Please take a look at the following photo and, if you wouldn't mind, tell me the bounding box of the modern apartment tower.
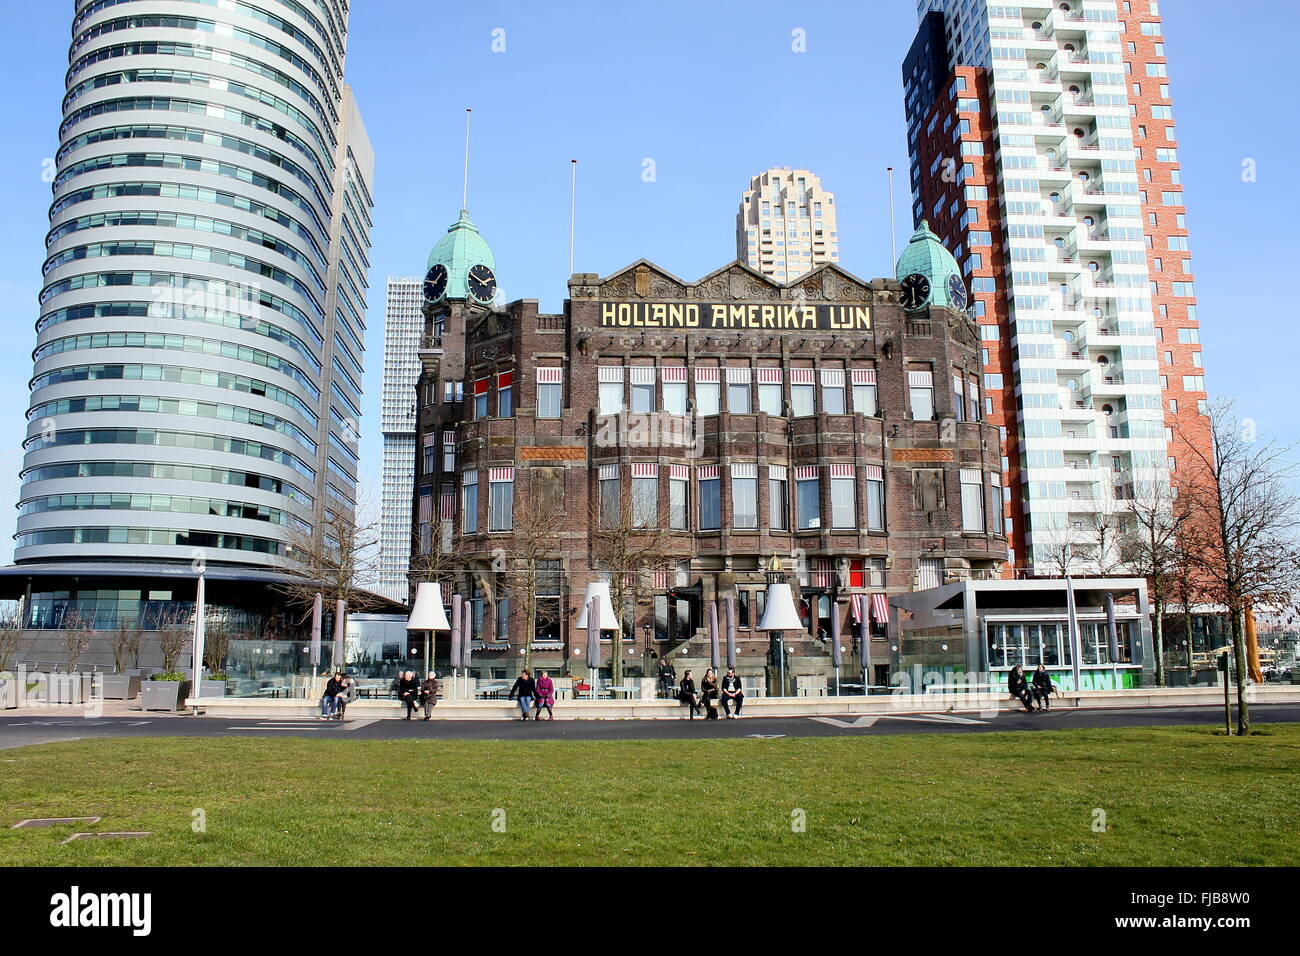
[736,168,840,282]
[4,0,374,637]
[902,0,1208,573]
[376,277,423,604]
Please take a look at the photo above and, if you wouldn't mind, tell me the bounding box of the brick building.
[409,213,1006,686]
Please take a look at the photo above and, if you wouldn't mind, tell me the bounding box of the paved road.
[0,703,1294,748]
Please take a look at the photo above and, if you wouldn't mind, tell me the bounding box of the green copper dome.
[427,209,496,301]
[895,219,967,311]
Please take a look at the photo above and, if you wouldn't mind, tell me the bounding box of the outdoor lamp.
[407,582,451,675]
[758,556,802,698]
[574,581,620,630]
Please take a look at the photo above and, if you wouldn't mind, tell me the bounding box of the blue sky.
[0,0,1295,562]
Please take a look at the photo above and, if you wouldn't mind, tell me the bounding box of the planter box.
[100,674,142,700]
[1166,670,1191,688]
[141,680,190,712]
[48,673,89,705]
[0,676,17,709]
[193,679,228,699]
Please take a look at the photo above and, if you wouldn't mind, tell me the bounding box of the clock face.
[467,263,497,304]
[948,273,968,310]
[423,263,448,303]
[899,272,931,311]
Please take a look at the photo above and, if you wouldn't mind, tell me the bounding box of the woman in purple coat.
[533,670,557,720]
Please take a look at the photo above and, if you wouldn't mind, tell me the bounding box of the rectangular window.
[598,465,620,528]
[536,367,563,418]
[461,471,478,534]
[851,368,878,416]
[474,377,489,419]
[791,369,815,416]
[726,367,752,413]
[953,374,965,422]
[960,468,984,532]
[669,465,689,530]
[732,463,758,529]
[865,465,884,531]
[969,375,981,422]
[629,367,655,413]
[598,366,624,415]
[631,463,658,527]
[489,468,514,531]
[821,368,846,414]
[441,432,455,473]
[768,464,788,530]
[698,466,721,530]
[662,367,687,415]
[796,466,820,529]
[909,369,934,421]
[757,368,783,416]
[830,465,856,529]
[497,371,513,418]
[695,367,720,416]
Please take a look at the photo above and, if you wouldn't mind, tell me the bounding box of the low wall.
[186,684,1300,720]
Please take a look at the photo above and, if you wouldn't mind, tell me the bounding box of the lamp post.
[576,580,619,692]
[407,583,452,689]
[758,556,803,698]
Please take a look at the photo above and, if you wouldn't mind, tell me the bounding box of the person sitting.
[334,672,355,720]
[319,672,342,719]
[1031,664,1056,711]
[398,670,420,719]
[657,657,677,700]
[509,669,536,721]
[720,667,744,718]
[533,670,556,720]
[678,670,700,719]
[1007,664,1035,713]
[420,671,438,720]
[700,668,720,720]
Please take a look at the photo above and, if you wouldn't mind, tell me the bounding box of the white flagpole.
[569,159,578,276]
[887,166,898,265]
[191,573,206,696]
[462,108,472,210]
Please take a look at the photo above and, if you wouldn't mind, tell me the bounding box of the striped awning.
[790,368,815,385]
[829,464,854,479]
[630,462,658,478]
[863,465,883,481]
[697,465,719,480]
[768,464,787,481]
[598,464,619,480]
[417,493,432,522]
[442,431,456,445]
[439,493,453,520]
[820,368,845,387]
[730,462,757,478]
[908,370,933,387]
[694,366,720,383]
[462,469,478,485]
[598,366,624,383]
[422,433,435,447]
[794,465,818,480]
[537,367,564,384]
[756,367,782,384]
[850,593,864,624]
[851,368,877,385]
[953,374,964,395]
[725,367,752,383]
[653,570,669,589]
[661,366,687,383]
[629,367,655,385]
[812,558,833,588]
[960,468,982,483]
[668,464,690,480]
[489,467,514,482]
[871,593,890,624]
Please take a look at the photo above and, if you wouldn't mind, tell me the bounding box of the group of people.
[391,670,440,719]
[507,669,557,720]
[318,671,356,719]
[676,666,744,720]
[1007,663,1056,713]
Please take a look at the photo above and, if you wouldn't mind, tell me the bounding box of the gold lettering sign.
[891,448,955,463]
[598,301,871,331]
[520,446,586,461]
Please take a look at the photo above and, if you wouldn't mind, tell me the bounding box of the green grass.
[2,725,1297,866]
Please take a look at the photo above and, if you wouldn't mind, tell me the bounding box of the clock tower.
[895,219,968,313]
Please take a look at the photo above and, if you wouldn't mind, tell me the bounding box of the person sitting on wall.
[657,657,677,700]
[509,669,536,721]
[1007,664,1035,714]
[1031,664,1056,711]
[398,670,421,719]
[334,671,356,720]
[720,667,744,718]
[320,672,342,720]
[700,668,720,720]
[678,669,700,719]
[420,671,438,720]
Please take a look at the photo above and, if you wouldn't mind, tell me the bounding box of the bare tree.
[1117,477,1188,686]
[203,622,234,677]
[111,621,144,674]
[1035,522,1086,577]
[275,502,386,641]
[155,606,191,676]
[60,610,95,672]
[502,484,567,672]
[0,606,28,672]
[589,482,675,687]
[1180,401,1300,735]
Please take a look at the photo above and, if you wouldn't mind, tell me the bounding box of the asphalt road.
[1,703,1295,748]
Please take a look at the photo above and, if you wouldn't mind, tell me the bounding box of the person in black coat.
[678,670,700,719]
[720,667,744,718]
[508,670,537,721]
[699,668,720,720]
[319,673,342,720]
[1031,664,1055,711]
[398,670,420,719]
[657,657,677,699]
[1007,664,1035,713]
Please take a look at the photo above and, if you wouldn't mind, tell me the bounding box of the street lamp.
[407,583,451,682]
[758,556,803,698]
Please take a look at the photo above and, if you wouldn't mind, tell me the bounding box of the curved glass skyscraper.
[16,0,372,576]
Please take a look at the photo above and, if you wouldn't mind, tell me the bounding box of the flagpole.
[569,159,578,276]
[887,166,898,265]
[462,108,472,210]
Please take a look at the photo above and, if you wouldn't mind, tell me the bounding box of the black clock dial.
[467,264,497,303]
[423,263,448,302]
[948,273,968,310]
[899,272,931,310]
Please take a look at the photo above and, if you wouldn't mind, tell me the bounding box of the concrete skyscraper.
[3,0,375,637]
[902,0,1208,573]
[376,277,423,604]
[736,168,840,282]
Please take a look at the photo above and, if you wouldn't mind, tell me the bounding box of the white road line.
[809,712,988,729]
[343,719,377,731]
[810,715,882,729]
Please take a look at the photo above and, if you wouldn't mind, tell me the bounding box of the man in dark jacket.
[1007,664,1035,713]
[657,657,677,699]
[320,672,342,720]
[509,670,536,721]
[678,670,700,719]
[720,667,744,718]
[398,670,420,719]
[1031,664,1055,711]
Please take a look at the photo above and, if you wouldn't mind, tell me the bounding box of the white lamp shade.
[407,582,451,632]
[757,581,803,632]
[575,581,620,630]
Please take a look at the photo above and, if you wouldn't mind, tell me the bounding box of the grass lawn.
[2,725,1297,866]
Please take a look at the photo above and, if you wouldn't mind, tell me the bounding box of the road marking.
[810,715,881,729]
[344,719,377,731]
[810,712,988,729]
[746,733,786,738]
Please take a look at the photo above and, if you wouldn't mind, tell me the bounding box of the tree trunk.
[522,593,533,674]
[1183,601,1194,670]
[1232,604,1250,736]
